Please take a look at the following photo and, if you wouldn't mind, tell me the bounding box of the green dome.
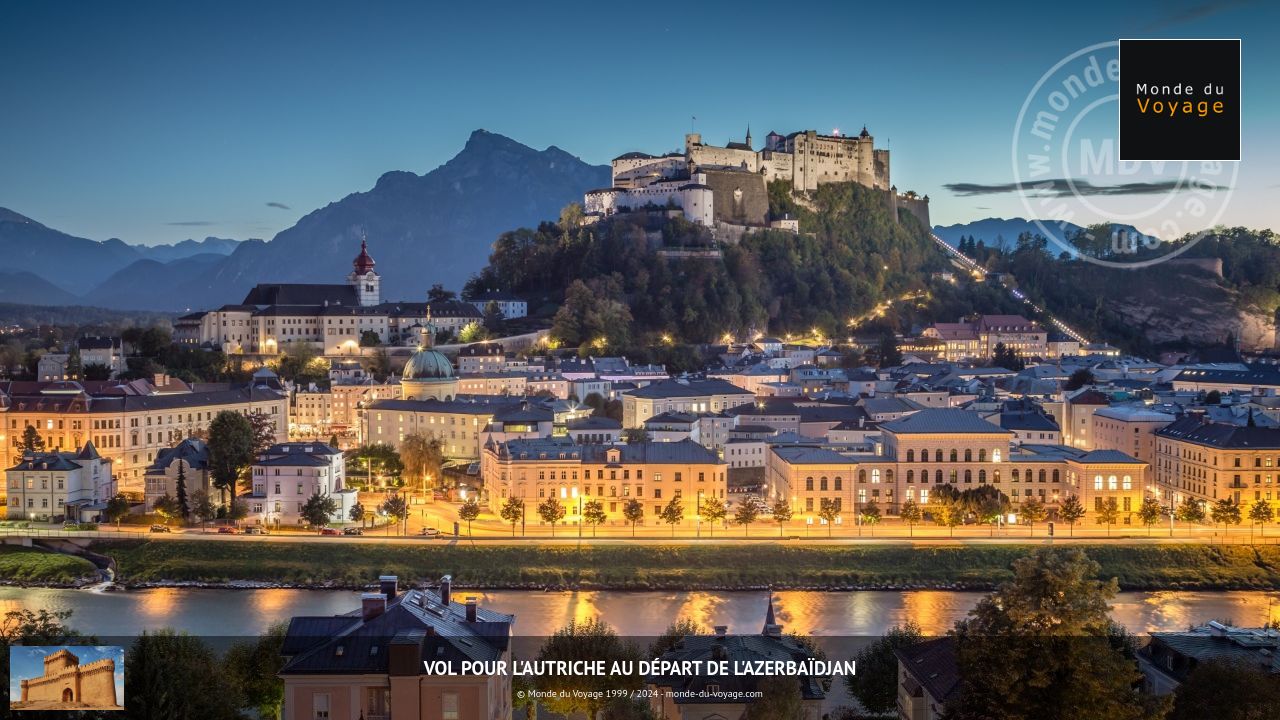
[403,347,454,380]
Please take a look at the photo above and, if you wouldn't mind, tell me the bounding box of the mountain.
[132,236,242,263]
[80,254,232,311]
[84,129,610,310]
[0,271,79,306]
[933,217,1159,252]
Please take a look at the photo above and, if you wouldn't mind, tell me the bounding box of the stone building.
[5,443,113,522]
[143,437,210,510]
[247,441,352,526]
[1153,414,1280,511]
[15,649,119,710]
[37,337,125,381]
[621,378,754,429]
[921,315,1047,362]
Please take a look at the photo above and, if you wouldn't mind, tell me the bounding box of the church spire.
[745,124,753,149]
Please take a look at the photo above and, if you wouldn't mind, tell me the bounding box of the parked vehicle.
[342,527,363,536]
[217,526,237,534]
[149,524,171,533]
[419,527,440,537]
[244,527,270,535]
[319,527,340,536]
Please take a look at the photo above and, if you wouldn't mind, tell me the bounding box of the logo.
[1011,41,1237,269]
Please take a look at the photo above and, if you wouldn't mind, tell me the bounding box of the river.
[3,586,1277,639]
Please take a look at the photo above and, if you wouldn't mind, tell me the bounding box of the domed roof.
[352,239,376,276]
[403,346,454,381]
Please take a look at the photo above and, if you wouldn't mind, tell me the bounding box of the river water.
[3,586,1277,639]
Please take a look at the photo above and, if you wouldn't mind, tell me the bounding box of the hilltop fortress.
[584,127,929,237]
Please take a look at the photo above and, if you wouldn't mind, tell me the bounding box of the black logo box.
[1119,39,1240,161]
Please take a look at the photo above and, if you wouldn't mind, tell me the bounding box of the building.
[1091,405,1176,467]
[896,637,959,720]
[143,438,209,510]
[481,437,727,523]
[621,378,753,429]
[1154,415,1280,510]
[365,397,522,461]
[0,379,287,496]
[1139,622,1280,695]
[37,337,125,381]
[248,442,351,526]
[455,343,506,375]
[291,379,402,441]
[279,575,513,720]
[922,315,1047,362]
[401,327,458,402]
[645,596,827,719]
[564,416,623,445]
[5,443,113,522]
[466,292,527,320]
[1058,389,1112,449]
[15,649,120,710]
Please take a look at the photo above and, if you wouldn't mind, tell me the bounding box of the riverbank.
[18,540,1271,591]
[0,545,98,585]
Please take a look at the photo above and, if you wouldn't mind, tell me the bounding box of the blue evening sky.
[8,645,124,704]
[1,0,1276,246]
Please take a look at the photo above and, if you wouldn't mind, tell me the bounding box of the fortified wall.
[18,650,118,707]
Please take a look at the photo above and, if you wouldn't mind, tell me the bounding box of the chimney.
[466,597,477,622]
[361,593,386,621]
[439,575,452,606]
[379,575,398,601]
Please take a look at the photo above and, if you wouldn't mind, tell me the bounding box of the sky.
[1,0,1276,246]
[8,645,125,705]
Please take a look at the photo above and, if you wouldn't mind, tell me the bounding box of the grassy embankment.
[0,545,99,584]
[73,541,1280,591]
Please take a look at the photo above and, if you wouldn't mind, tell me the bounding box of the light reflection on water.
[1,586,1278,639]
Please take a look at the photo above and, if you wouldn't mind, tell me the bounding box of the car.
[319,527,340,536]
[149,524,171,533]
[342,527,363,536]
[419,527,440,537]
[62,520,80,530]
[244,527,270,535]
[217,526,237,534]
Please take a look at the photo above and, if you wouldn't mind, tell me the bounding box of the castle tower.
[348,234,380,306]
[745,125,752,150]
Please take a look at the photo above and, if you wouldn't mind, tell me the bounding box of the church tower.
[745,125,753,150]
[348,234,380,306]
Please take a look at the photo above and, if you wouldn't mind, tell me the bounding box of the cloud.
[1142,0,1257,31]
[164,220,216,226]
[944,179,1228,197]
[266,201,290,210]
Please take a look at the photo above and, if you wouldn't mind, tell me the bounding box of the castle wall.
[20,656,117,707]
[611,156,687,188]
[701,170,769,226]
[896,193,932,229]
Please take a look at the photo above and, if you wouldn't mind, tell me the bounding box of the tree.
[1097,497,1121,536]
[400,433,445,492]
[1137,496,1165,536]
[349,444,404,487]
[534,618,642,719]
[734,497,761,537]
[1176,497,1206,534]
[1020,497,1047,537]
[300,491,339,531]
[126,630,243,720]
[380,493,409,535]
[175,461,190,520]
[368,347,392,382]
[538,497,566,536]
[700,496,726,537]
[1059,494,1086,536]
[18,425,44,453]
[1248,500,1274,539]
[500,497,525,537]
[770,497,793,537]
[65,344,83,380]
[947,548,1158,720]
[83,362,112,381]
[622,427,650,444]
[860,500,882,535]
[659,496,684,536]
[1167,659,1280,720]
[208,410,254,506]
[1204,389,1223,405]
[818,498,840,537]
[427,283,456,303]
[1211,498,1242,534]
[877,332,902,368]
[623,499,644,537]
[582,499,606,537]
[227,497,249,525]
[458,497,482,535]
[1064,368,1095,391]
[190,489,216,531]
[846,622,924,715]
[104,493,132,528]
[153,493,180,525]
[247,410,277,453]
[359,329,381,347]
[482,300,506,335]
[747,675,806,719]
[458,322,488,343]
[900,498,922,536]
[223,623,287,720]
[348,502,365,526]
[991,342,1025,371]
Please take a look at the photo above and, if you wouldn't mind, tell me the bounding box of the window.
[442,692,460,720]
[1094,475,1103,490]
[312,693,330,720]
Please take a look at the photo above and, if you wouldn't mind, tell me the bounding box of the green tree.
[83,362,112,381]
[1248,500,1274,539]
[659,496,684,536]
[348,502,365,526]
[538,497,566,536]
[247,410,277,453]
[175,461,190,520]
[860,500,882,535]
[380,493,409,535]
[582,499,606,537]
[1020,497,1047,537]
[400,433,444,492]
[534,618,642,719]
[1177,496,1206,534]
[501,497,525,537]
[1097,496,1121,536]
[748,676,807,719]
[300,491,339,531]
[1211,498,1242,534]
[1065,368,1095,391]
[649,618,706,658]
[622,427,650,444]
[190,489,216,531]
[899,498,922,536]
[458,497,482,535]
[877,332,903,368]
[947,548,1159,720]
[1059,494,1086,536]
[223,623,287,720]
[1204,389,1223,405]
[104,493,132,528]
[368,347,392,382]
[700,495,726,537]
[427,283,456,303]
[770,497,793,537]
[19,425,44,453]
[359,329,381,347]
[482,300,506,335]
[1167,659,1280,720]
[65,344,83,380]
[153,493,180,525]
[126,630,243,720]
[227,497,249,525]
[818,497,840,537]
[845,622,924,716]
[1137,496,1165,536]
[623,498,644,537]
[734,497,761,537]
[207,410,254,506]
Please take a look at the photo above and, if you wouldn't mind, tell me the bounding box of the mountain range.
[932,216,1160,252]
[0,130,608,312]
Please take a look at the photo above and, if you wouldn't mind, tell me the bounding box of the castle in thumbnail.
[584,127,929,233]
[13,649,121,710]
